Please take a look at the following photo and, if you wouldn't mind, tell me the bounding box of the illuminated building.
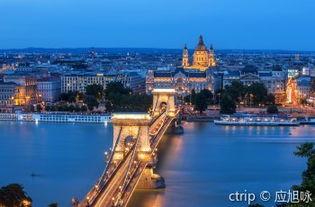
[181,35,216,71]
[296,76,311,98]
[146,68,214,95]
[61,71,145,93]
[286,78,298,105]
[0,81,26,109]
[3,75,37,105]
[223,65,286,90]
[146,36,219,95]
[36,77,61,103]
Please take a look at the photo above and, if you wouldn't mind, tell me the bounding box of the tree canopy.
[290,143,315,206]
[219,81,275,114]
[104,82,152,112]
[0,184,32,207]
[220,93,236,114]
[185,89,213,113]
[86,84,104,100]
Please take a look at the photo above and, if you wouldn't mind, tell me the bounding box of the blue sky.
[1,0,314,50]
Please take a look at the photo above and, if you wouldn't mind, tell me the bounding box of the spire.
[196,35,207,51]
[210,44,214,51]
[198,35,205,46]
[182,44,189,67]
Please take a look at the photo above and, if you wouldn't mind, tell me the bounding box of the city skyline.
[1,0,315,51]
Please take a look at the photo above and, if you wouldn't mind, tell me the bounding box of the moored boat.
[214,115,300,126]
[300,117,315,125]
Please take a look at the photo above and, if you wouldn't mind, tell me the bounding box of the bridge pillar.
[111,113,152,161]
[152,88,176,117]
[137,166,165,189]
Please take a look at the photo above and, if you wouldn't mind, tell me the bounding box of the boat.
[214,115,300,126]
[300,117,315,125]
[0,112,111,124]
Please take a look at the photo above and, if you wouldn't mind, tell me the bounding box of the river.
[0,121,314,207]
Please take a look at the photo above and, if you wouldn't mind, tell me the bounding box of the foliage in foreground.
[0,184,32,207]
[249,143,315,207]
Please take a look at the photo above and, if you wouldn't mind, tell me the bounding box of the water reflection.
[128,122,315,207]
[0,122,314,207]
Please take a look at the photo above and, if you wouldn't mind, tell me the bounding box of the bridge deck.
[80,110,178,207]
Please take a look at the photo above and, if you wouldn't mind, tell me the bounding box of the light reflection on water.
[128,122,315,207]
[0,121,314,207]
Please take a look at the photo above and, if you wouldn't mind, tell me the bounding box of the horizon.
[1,46,315,53]
[1,0,315,51]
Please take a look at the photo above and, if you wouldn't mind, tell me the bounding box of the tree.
[267,105,278,114]
[311,79,315,92]
[199,89,213,105]
[29,104,36,112]
[0,184,32,207]
[85,84,104,101]
[184,89,197,105]
[195,93,209,113]
[247,82,268,106]
[84,95,99,111]
[68,105,76,112]
[36,104,43,112]
[220,93,236,114]
[291,143,315,206]
[103,82,151,112]
[80,105,88,112]
[265,94,275,105]
[104,82,131,99]
[60,91,84,103]
[225,81,247,102]
[184,89,212,113]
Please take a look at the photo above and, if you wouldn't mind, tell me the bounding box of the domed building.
[182,35,216,71]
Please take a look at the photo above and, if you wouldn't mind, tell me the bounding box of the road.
[93,153,133,207]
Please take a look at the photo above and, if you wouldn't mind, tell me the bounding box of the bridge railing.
[80,127,140,206]
[112,128,142,206]
[149,112,167,136]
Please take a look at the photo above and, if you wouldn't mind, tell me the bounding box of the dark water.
[0,121,314,207]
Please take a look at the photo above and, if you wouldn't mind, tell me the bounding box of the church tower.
[208,44,216,67]
[192,35,210,69]
[182,44,189,67]
[180,35,216,71]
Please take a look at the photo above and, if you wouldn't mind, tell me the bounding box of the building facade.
[3,75,37,105]
[146,68,214,95]
[296,76,311,98]
[0,81,26,109]
[223,65,287,94]
[61,72,145,93]
[37,77,61,103]
[182,35,216,71]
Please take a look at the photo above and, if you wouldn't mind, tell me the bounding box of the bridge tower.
[111,113,152,161]
[152,88,176,117]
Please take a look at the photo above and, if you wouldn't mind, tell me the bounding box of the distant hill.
[0,47,314,55]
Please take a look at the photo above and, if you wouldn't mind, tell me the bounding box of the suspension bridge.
[73,88,182,207]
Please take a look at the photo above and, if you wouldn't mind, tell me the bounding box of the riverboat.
[0,112,111,124]
[214,115,300,126]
